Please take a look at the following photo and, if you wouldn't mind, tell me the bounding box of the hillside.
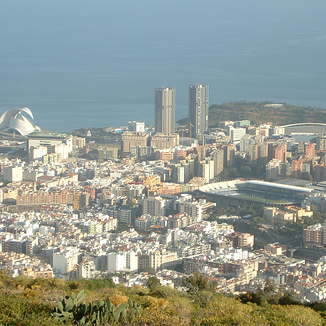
[0,273,325,326]
[208,102,326,126]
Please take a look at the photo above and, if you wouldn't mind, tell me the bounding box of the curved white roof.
[0,107,41,135]
[244,180,313,193]
[200,179,313,194]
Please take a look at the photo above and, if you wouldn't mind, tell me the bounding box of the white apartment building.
[52,248,79,275]
[107,250,138,273]
[229,127,246,142]
[3,166,23,183]
[78,260,96,279]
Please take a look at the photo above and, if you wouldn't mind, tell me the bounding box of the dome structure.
[0,107,41,136]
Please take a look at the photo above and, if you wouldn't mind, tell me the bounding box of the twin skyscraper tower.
[154,84,209,138]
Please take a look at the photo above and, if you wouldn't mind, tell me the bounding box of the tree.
[183,273,213,295]
[146,277,161,291]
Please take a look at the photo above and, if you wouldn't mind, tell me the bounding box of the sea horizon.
[1,0,326,132]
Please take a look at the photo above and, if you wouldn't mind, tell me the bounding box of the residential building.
[128,121,145,133]
[121,132,149,153]
[155,88,176,134]
[189,84,209,138]
[304,224,326,248]
[228,232,254,249]
[53,248,79,276]
[142,196,170,216]
[151,133,179,149]
[3,166,23,183]
[230,127,246,142]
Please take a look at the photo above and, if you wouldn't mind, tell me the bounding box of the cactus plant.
[53,291,141,325]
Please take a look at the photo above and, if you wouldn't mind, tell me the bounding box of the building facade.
[189,84,209,138]
[155,88,176,134]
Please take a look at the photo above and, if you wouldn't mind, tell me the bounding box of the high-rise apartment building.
[305,143,316,160]
[212,148,224,178]
[155,88,176,134]
[273,143,287,162]
[304,224,326,248]
[189,84,209,138]
[223,144,236,168]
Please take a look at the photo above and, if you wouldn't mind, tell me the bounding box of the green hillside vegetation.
[0,273,325,326]
[177,102,326,127]
[208,102,326,126]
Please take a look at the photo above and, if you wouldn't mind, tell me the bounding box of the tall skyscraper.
[189,84,209,138]
[155,88,176,134]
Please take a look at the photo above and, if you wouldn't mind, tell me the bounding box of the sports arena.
[199,179,313,207]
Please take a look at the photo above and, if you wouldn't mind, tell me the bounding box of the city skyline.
[1,1,326,322]
[154,84,209,138]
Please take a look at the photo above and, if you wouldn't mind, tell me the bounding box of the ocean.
[0,0,326,131]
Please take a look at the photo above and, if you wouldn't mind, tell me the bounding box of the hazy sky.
[0,0,326,129]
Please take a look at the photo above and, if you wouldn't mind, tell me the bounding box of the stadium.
[280,123,326,135]
[199,179,313,207]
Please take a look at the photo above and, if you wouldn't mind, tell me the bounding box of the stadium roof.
[200,179,313,194]
[244,180,313,193]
